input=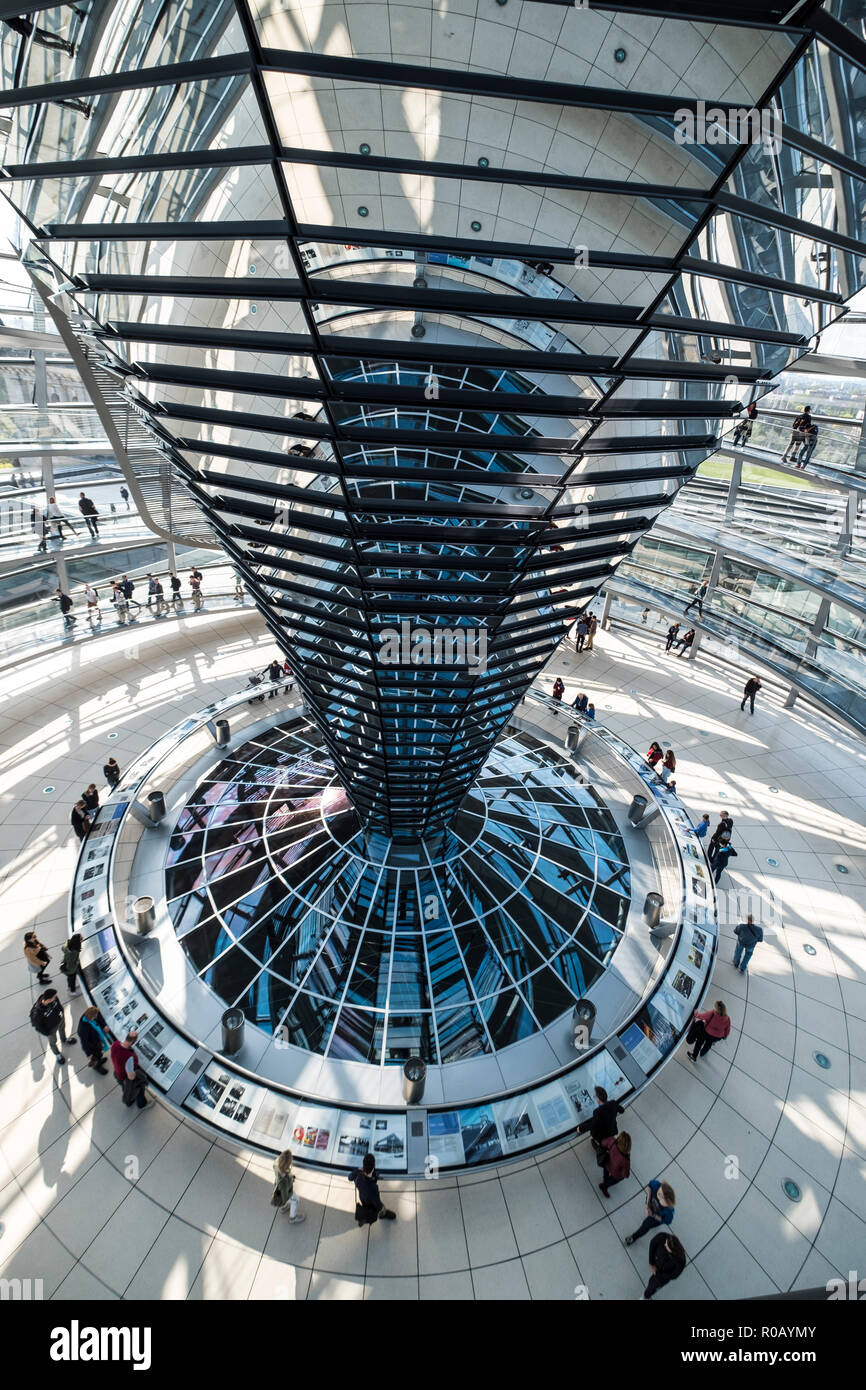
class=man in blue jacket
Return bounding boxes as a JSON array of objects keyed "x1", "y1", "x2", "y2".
[{"x1": 733, "y1": 914, "x2": 763, "y2": 973}]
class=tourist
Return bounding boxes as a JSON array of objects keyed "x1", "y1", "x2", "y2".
[
  {"x1": 29, "y1": 989, "x2": 78, "y2": 1065},
  {"x1": 552, "y1": 677, "x2": 565, "y2": 702},
  {"x1": 169, "y1": 572, "x2": 183, "y2": 608},
  {"x1": 104, "y1": 756, "x2": 121, "y2": 790},
  {"x1": 119, "y1": 485, "x2": 130, "y2": 509},
  {"x1": 82, "y1": 783, "x2": 100, "y2": 814},
  {"x1": 684, "y1": 581, "x2": 708, "y2": 617},
  {"x1": 675, "y1": 627, "x2": 696, "y2": 657},
  {"x1": 624, "y1": 1179, "x2": 676, "y2": 1245},
  {"x1": 664, "y1": 622, "x2": 680, "y2": 652},
  {"x1": 709, "y1": 837, "x2": 738, "y2": 884},
  {"x1": 84, "y1": 583, "x2": 101, "y2": 623},
  {"x1": 267, "y1": 657, "x2": 283, "y2": 697},
  {"x1": 660, "y1": 749, "x2": 677, "y2": 782},
  {"x1": 780, "y1": 406, "x2": 811, "y2": 462},
  {"x1": 585, "y1": 702, "x2": 596, "y2": 721},
  {"x1": 575, "y1": 615, "x2": 589, "y2": 652},
  {"x1": 109, "y1": 1030, "x2": 150, "y2": 1108},
  {"x1": 23, "y1": 931, "x2": 51, "y2": 983},
  {"x1": 572, "y1": 691, "x2": 588, "y2": 713},
  {"x1": 646, "y1": 741, "x2": 663, "y2": 769},
  {"x1": 77, "y1": 1005, "x2": 110, "y2": 1073},
  {"x1": 70, "y1": 800, "x2": 91, "y2": 841},
  {"x1": 111, "y1": 581, "x2": 129, "y2": 624},
  {"x1": 272, "y1": 1151, "x2": 305, "y2": 1222},
  {"x1": 78, "y1": 491, "x2": 99, "y2": 539},
  {"x1": 740, "y1": 675, "x2": 762, "y2": 714},
  {"x1": 643, "y1": 1233, "x2": 687, "y2": 1300},
  {"x1": 695, "y1": 813, "x2": 711, "y2": 840},
  {"x1": 598, "y1": 1131, "x2": 631, "y2": 1199},
  {"x1": 55, "y1": 587, "x2": 76, "y2": 630},
  {"x1": 190, "y1": 570, "x2": 203, "y2": 611},
  {"x1": 583, "y1": 1086, "x2": 624, "y2": 1152},
  {"x1": 46, "y1": 496, "x2": 73, "y2": 540},
  {"x1": 796, "y1": 421, "x2": 819, "y2": 467},
  {"x1": 708, "y1": 813, "x2": 733, "y2": 856},
  {"x1": 687, "y1": 1000, "x2": 731, "y2": 1062},
  {"x1": 348, "y1": 1154, "x2": 396, "y2": 1226},
  {"x1": 60, "y1": 933, "x2": 82, "y2": 996},
  {"x1": 733, "y1": 914, "x2": 764, "y2": 973},
  {"x1": 586, "y1": 614, "x2": 598, "y2": 650}
]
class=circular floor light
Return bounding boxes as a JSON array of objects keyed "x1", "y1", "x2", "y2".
[
  {"x1": 357, "y1": 205, "x2": 369, "y2": 217},
  {"x1": 42, "y1": 786, "x2": 55, "y2": 794},
  {"x1": 782, "y1": 1179, "x2": 802, "y2": 1202},
  {"x1": 477, "y1": 156, "x2": 490, "y2": 168},
  {"x1": 766, "y1": 857, "x2": 778, "y2": 867},
  {"x1": 470, "y1": 220, "x2": 482, "y2": 232},
  {"x1": 614, "y1": 46, "x2": 627, "y2": 62},
  {"x1": 836, "y1": 863, "x2": 849, "y2": 875},
  {"x1": 359, "y1": 143, "x2": 371, "y2": 155},
  {"x1": 769, "y1": 786, "x2": 779, "y2": 793},
  {"x1": 813, "y1": 1052, "x2": 831, "y2": 1070},
  {"x1": 248, "y1": 264, "x2": 256, "y2": 275},
  {"x1": 107, "y1": 731, "x2": 118, "y2": 740},
  {"x1": 803, "y1": 943, "x2": 817, "y2": 956}
]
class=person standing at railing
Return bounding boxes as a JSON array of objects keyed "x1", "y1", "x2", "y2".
[
  {"x1": 780, "y1": 405, "x2": 811, "y2": 462},
  {"x1": 189, "y1": 570, "x2": 203, "y2": 611},
  {"x1": 119, "y1": 485, "x2": 130, "y2": 509},
  {"x1": 111, "y1": 580, "x2": 129, "y2": 625}
]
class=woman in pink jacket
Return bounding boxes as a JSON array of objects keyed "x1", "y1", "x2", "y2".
[{"x1": 687, "y1": 1001, "x2": 731, "y2": 1062}]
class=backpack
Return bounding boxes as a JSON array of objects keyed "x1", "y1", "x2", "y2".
[{"x1": 30, "y1": 1001, "x2": 54, "y2": 1035}]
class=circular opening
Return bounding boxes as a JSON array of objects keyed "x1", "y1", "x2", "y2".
[
  {"x1": 782, "y1": 1179, "x2": 802, "y2": 1202},
  {"x1": 470, "y1": 220, "x2": 482, "y2": 232},
  {"x1": 357, "y1": 205, "x2": 369, "y2": 217},
  {"x1": 42, "y1": 786, "x2": 55, "y2": 794},
  {"x1": 614, "y1": 46, "x2": 627, "y2": 62},
  {"x1": 359, "y1": 142, "x2": 371, "y2": 155},
  {"x1": 813, "y1": 1052, "x2": 831, "y2": 1069},
  {"x1": 248, "y1": 264, "x2": 256, "y2": 275},
  {"x1": 477, "y1": 156, "x2": 489, "y2": 168},
  {"x1": 133, "y1": 896, "x2": 155, "y2": 914},
  {"x1": 404, "y1": 1057, "x2": 426, "y2": 1080},
  {"x1": 411, "y1": 323, "x2": 426, "y2": 338}
]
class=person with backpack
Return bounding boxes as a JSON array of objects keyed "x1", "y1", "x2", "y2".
[
  {"x1": 109, "y1": 1030, "x2": 150, "y2": 1108},
  {"x1": 60, "y1": 933, "x2": 82, "y2": 996},
  {"x1": 169, "y1": 572, "x2": 183, "y2": 609},
  {"x1": 24, "y1": 931, "x2": 51, "y2": 983},
  {"x1": 687, "y1": 1000, "x2": 732, "y2": 1062},
  {"x1": 598, "y1": 1131, "x2": 631, "y2": 1198},
  {"x1": 271, "y1": 1150, "x2": 305, "y2": 1223},
  {"x1": 77, "y1": 1005, "x2": 109, "y2": 1073},
  {"x1": 709, "y1": 838, "x2": 738, "y2": 884},
  {"x1": 644, "y1": 1232, "x2": 687, "y2": 1299},
  {"x1": 30, "y1": 989, "x2": 78, "y2": 1064},
  {"x1": 582, "y1": 1086, "x2": 624, "y2": 1153},
  {"x1": 734, "y1": 914, "x2": 764, "y2": 973},
  {"x1": 624, "y1": 1179, "x2": 676, "y2": 1245},
  {"x1": 348, "y1": 1153, "x2": 396, "y2": 1226}
]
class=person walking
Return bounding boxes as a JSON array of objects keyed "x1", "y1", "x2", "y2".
[
  {"x1": 70, "y1": 800, "x2": 91, "y2": 841},
  {"x1": 660, "y1": 748, "x2": 677, "y2": 783},
  {"x1": 709, "y1": 838, "x2": 738, "y2": 884},
  {"x1": 731, "y1": 413, "x2": 754, "y2": 448},
  {"x1": 796, "y1": 421, "x2": 819, "y2": 468},
  {"x1": 581, "y1": 1086, "x2": 624, "y2": 1152},
  {"x1": 55, "y1": 587, "x2": 76, "y2": 630},
  {"x1": 664, "y1": 622, "x2": 680, "y2": 652},
  {"x1": 687, "y1": 1000, "x2": 731, "y2": 1062},
  {"x1": 77, "y1": 1011, "x2": 109, "y2": 1073},
  {"x1": 741, "y1": 676, "x2": 762, "y2": 714},
  {"x1": 282, "y1": 656, "x2": 293, "y2": 692},
  {"x1": 31, "y1": 502, "x2": 48, "y2": 552},
  {"x1": 109, "y1": 1030, "x2": 150, "y2": 1108},
  {"x1": 572, "y1": 691, "x2": 588, "y2": 714},
  {"x1": 684, "y1": 580, "x2": 708, "y2": 617},
  {"x1": 151, "y1": 576, "x2": 167, "y2": 616},
  {"x1": 30, "y1": 989, "x2": 78, "y2": 1065},
  {"x1": 24, "y1": 931, "x2": 51, "y2": 983},
  {"x1": 707, "y1": 812, "x2": 733, "y2": 856},
  {"x1": 83, "y1": 583, "x2": 101, "y2": 624},
  {"x1": 169, "y1": 572, "x2": 183, "y2": 609},
  {"x1": 119, "y1": 573, "x2": 135, "y2": 601},
  {"x1": 119, "y1": 485, "x2": 130, "y2": 509},
  {"x1": 675, "y1": 628, "x2": 695, "y2": 657},
  {"x1": 111, "y1": 580, "x2": 129, "y2": 625},
  {"x1": 60, "y1": 933, "x2": 82, "y2": 996},
  {"x1": 624, "y1": 1179, "x2": 676, "y2": 1246},
  {"x1": 46, "y1": 496, "x2": 73, "y2": 541},
  {"x1": 190, "y1": 571, "x2": 203, "y2": 611},
  {"x1": 641, "y1": 607, "x2": 650, "y2": 625},
  {"x1": 643, "y1": 1233, "x2": 687, "y2": 1300},
  {"x1": 348, "y1": 1154, "x2": 396, "y2": 1225},
  {"x1": 77, "y1": 1005, "x2": 109, "y2": 1073},
  {"x1": 598, "y1": 1131, "x2": 631, "y2": 1199},
  {"x1": 780, "y1": 406, "x2": 811, "y2": 462},
  {"x1": 575, "y1": 615, "x2": 589, "y2": 652},
  {"x1": 82, "y1": 783, "x2": 100, "y2": 815},
  {"x1": 234, "y1": 574, "x2": 245, "y2": 600},
  {"x1": 272, "y1": 1150, "x2": 305, "y2": 1223},
  {"x1": 733, "y1": 913, "x2": 764, "y2": 973},
  {"x1": 104, "y1": 756, "x2": 121, "y2": 790},
  {"x1": 695, "y1": 813, "x2": 711, "y2": 841},
  {"x1": 585, "y1": 614, "x2": 598, "y2": 651},
  {"x1": 78, "y1": 491, "x2": 99, "y2": 539},
  {"x1": 646, "y1": 741, "x2": 663, "y2": 770},
  {"x1": 552, "y1": 677, "x2": 565, "y2": 702}
]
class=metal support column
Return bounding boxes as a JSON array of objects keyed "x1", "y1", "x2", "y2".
[
  {"x1": 725, "y1": 452, "x2": 743, "y2": 520},
  {"x1": 600, "y1": 589, "x2": 612, "y2": 630}
]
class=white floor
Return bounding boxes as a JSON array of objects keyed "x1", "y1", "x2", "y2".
[{"x1": 0, "y1": 608, "x2": 864, "y2": 1301}]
